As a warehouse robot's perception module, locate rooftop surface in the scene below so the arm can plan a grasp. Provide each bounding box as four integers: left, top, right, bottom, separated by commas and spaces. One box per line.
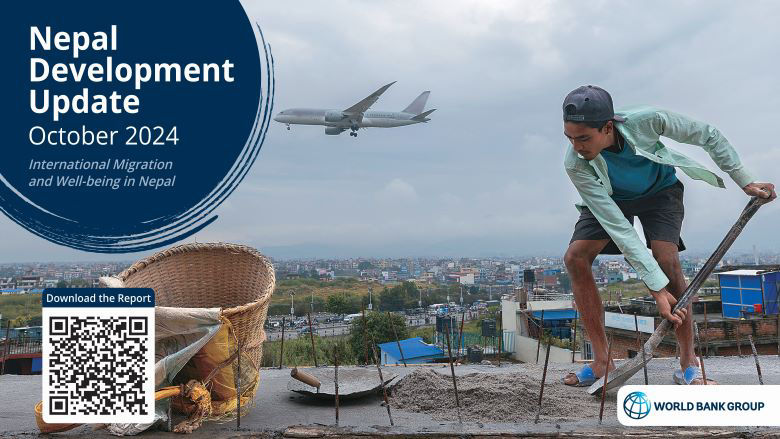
1, 356, 779, 438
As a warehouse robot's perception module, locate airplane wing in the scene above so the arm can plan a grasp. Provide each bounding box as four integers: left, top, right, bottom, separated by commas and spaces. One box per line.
342, 81, 396, 115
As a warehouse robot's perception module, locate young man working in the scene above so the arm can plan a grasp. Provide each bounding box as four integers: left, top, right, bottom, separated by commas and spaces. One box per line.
560, 85, 776, 386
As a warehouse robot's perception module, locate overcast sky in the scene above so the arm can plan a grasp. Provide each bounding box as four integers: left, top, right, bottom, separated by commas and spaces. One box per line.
3, 0, 779, 262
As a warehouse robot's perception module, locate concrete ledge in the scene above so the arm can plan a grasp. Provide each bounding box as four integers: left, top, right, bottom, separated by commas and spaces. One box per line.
282, 425, 780, 438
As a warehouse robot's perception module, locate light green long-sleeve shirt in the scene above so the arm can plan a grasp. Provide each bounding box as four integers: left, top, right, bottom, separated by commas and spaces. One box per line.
564, 106, 755, 291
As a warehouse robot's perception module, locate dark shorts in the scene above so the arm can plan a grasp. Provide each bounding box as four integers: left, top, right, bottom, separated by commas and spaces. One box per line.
570, 180, 686, 254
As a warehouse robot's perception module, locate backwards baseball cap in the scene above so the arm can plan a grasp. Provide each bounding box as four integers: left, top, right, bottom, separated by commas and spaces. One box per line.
562, 85, 625, 123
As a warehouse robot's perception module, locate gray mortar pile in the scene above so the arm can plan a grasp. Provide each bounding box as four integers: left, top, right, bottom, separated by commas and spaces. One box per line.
389, 368, 616, 423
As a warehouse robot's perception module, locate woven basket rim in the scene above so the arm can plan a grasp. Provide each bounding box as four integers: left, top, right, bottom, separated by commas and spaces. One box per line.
116, 242, 275, 315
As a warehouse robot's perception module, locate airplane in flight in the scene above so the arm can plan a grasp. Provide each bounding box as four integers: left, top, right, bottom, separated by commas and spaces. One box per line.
273, 81, 435, 137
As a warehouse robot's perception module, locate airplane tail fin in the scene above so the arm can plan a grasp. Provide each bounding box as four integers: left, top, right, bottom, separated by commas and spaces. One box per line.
402, 91, 430, 114
411, 109, 436, 122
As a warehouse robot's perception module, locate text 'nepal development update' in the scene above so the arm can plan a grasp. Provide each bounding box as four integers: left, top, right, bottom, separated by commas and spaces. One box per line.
29, 25, 236, 121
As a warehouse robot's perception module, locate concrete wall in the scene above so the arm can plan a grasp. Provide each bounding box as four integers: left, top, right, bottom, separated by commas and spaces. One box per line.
501, 299, 519, 333
591, 316, 780, 360
512, 334, 579, 363
527, 300, 573, 311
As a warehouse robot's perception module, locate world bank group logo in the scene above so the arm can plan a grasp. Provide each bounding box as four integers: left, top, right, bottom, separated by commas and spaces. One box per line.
623, 391, 651, 420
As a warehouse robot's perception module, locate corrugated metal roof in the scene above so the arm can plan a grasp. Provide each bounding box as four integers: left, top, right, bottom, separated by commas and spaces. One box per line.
717, 270, 764, 276
378, 337, 443, 360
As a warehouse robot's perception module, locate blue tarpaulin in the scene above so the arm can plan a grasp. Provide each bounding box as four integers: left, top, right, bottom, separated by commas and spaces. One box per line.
378, 337, 444, 364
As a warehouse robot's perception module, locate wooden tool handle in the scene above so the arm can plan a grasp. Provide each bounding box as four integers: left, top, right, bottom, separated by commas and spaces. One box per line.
291, 367, 321, 389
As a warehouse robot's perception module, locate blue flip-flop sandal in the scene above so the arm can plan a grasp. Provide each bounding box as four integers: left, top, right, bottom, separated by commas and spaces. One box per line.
563, 364, 597, 387
673, 366, 711, 385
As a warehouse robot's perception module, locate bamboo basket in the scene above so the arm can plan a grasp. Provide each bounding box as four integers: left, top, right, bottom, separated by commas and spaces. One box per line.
113, 242, 275, 415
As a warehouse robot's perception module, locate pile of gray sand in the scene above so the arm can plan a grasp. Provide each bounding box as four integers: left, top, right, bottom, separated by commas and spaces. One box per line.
389, 368, 616, 423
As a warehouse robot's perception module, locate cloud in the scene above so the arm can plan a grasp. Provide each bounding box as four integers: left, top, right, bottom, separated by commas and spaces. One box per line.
2, 1, 780, 261
377, 178, 419, 204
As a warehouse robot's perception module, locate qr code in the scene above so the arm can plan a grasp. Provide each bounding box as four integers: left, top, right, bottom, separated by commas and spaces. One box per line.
43, 303, 155, 424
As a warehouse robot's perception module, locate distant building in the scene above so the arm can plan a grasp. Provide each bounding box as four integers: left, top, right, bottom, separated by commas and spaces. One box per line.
16, 276, 42, 290
607, 270, 624, 284
459, 273, 475, 285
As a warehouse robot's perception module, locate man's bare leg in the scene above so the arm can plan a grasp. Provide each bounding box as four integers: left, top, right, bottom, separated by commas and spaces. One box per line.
651, 240, 715, 384
563, 239, 614, 384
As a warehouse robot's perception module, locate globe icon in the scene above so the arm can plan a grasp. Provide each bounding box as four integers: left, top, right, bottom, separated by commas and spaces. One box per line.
623, 391, 651, 420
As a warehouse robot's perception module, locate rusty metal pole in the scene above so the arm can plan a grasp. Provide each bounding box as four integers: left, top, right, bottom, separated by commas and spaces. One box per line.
536, 310, 545, 364
497, 310, 502, 366
735, 321, 743, 357
388, 312, 407, 367
369, 339, 394, 426
747, 335, 764, 385
334, 347, 340, 425
362, 303, 370, 365
571, 314, 578, 363
458, 311, 465, 363
279, 317, 285, 370
307, 312, 318, 367
693, 321, 708, 385
598, 335, 613, 424
634, 313, 648, 385
703, 303, 710, 357
444, 324, 463, 424
1, 320, 10, 376
534, 337, 551, 424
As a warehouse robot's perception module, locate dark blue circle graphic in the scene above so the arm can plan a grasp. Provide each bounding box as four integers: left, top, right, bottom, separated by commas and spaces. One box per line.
623, 391, 651, 420
0, 0, 274, 252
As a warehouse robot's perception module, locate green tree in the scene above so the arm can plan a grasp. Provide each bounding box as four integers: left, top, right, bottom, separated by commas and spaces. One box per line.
326, 293, 351, 315
378, 287, 403, 311
349, 312, 408, 365
358, 261, 373, 270
378, 281, 419, 311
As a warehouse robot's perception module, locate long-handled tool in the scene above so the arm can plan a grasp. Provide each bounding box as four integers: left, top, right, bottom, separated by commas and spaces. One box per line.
588, 195, 770, 395
634, 313, 648, 385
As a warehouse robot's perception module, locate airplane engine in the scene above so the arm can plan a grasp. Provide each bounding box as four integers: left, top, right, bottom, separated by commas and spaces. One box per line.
325, 127, 344, 135
324, 111, 347, 122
